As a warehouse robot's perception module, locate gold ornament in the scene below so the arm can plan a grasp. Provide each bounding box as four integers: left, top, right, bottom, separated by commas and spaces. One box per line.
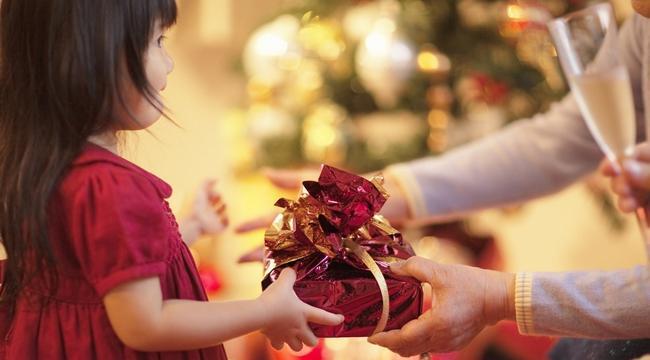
302, 102, 348, 165
355, 3, 416, 109
417, 45, 451, 79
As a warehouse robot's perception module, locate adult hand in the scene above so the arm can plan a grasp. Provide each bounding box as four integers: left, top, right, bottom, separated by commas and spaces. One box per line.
259, 268, 344, 351
235, 167, 412, 233
601, 142, 650, 213
368, 257, 515, 356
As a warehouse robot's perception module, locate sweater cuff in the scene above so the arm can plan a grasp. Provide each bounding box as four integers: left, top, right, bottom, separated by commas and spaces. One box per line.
515, 272, 534, 334
384, 164, 428, 219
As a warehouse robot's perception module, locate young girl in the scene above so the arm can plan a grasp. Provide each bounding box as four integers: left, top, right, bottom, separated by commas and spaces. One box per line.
0, 0, 342, 358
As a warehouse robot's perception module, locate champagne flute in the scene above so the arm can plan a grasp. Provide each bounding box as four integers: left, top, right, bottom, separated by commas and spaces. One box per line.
548, 3, 649, 256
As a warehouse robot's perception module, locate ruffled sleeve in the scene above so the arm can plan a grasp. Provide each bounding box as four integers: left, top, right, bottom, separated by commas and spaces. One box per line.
61, 165, 170, 296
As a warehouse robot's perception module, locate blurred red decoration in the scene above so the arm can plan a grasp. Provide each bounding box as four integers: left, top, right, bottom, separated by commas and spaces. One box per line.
198, 265, 223, 294
470, 73, 511, 106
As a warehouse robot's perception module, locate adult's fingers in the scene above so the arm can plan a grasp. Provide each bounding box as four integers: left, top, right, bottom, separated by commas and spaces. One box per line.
368, 316, 432, 350
237, 246, 264, 263
611, 176, 633, 197
368, 328, 405, 349
392, 340, 434, 358
618, 196, 639, 213
599, 158, 620, 177
391, 312, 442, 354
632, 142, 650, 161
235, 213, 278, 233
389, 257, 436, 284
395, 314, 434, 343
263, 167, 312, 189
622, 159, 650, 190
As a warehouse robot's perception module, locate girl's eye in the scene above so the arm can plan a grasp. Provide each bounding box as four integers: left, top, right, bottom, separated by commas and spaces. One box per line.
157, 35, 167, 47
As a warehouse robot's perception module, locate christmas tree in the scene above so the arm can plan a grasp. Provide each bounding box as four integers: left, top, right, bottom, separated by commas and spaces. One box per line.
241, 0, 587, 171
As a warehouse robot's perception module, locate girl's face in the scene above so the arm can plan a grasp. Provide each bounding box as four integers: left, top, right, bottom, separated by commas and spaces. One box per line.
114, 23, 174, 130
632, 0, 650, 17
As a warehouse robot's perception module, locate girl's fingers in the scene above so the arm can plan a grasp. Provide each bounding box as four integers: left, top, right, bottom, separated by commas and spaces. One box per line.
270, 339, 284, 350
202, 179, 217, 191
208, 194, 222, 204
304, 304, 344, 326
287, 337, 303, 352
275, 268, 297, 290
296, 324, 318, 348
215, 202, 226, 214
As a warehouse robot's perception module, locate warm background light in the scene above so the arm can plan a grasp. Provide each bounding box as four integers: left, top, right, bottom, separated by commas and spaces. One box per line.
1, 0, 643, 359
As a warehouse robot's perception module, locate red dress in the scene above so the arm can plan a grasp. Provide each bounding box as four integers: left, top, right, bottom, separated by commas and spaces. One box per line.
0, 144, 228, 359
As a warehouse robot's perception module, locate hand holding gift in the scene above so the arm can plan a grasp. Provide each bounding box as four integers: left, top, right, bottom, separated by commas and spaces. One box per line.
368, 257, 515, 357
261, 165, 423, 338
259, 268, 344, 351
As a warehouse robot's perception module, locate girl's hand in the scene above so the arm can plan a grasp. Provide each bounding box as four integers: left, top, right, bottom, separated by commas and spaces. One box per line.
259, 268, 344, 351
189, 179, 228, 235
601, 143, 650, 213
179, 179, 228, 245
368, 257, 515, 356
192, 179, 228, 235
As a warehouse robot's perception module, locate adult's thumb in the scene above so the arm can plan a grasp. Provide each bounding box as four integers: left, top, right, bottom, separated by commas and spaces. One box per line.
263, 168, 304, 190
390, 257, 436, 284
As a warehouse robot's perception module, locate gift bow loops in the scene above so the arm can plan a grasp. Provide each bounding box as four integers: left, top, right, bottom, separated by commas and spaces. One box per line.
263, 166, 410, 335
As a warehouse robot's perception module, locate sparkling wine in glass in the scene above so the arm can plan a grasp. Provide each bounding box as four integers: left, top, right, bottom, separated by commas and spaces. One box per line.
549, 3, 635, 163
548, 3, 649, 255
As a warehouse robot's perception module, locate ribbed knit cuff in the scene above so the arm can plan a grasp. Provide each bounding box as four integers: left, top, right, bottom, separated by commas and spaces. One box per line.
515, 272, 534, 334
384, 164, 428, 219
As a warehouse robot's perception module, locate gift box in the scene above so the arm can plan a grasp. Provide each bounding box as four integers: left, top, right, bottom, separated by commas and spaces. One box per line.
262, 165, 423, 337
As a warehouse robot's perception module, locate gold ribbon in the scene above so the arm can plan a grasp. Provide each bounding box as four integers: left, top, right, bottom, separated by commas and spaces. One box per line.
343, 237, 390, 335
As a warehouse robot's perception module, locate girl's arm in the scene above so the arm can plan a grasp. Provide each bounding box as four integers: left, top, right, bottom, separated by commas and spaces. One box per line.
103, 268, 343, 352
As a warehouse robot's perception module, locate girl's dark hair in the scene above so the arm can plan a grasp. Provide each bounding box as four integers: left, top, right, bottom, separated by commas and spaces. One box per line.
0, 0, 177, 312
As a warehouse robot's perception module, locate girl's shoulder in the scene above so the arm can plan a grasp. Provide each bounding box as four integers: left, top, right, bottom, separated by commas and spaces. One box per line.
60, 143, 172, 200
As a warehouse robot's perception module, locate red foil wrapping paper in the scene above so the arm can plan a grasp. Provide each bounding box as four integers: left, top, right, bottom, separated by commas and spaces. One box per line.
262, 165, 423, 337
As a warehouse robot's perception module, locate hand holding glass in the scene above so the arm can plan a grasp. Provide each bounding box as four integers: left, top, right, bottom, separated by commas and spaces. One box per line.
548, 3, 650, 255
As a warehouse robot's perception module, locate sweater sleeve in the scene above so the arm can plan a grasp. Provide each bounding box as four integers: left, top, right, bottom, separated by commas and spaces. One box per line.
515, 267, 650, 338
387, 92, 602, 221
